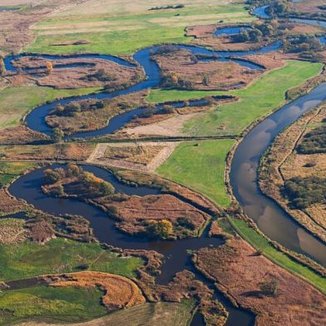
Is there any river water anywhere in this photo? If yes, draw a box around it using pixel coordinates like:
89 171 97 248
4 6 326 325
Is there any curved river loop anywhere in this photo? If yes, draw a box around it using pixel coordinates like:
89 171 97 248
4 5 326 326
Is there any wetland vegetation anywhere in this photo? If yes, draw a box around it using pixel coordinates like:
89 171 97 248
0 0 325 325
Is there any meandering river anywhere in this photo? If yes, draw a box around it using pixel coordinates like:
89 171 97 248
4 6 326 325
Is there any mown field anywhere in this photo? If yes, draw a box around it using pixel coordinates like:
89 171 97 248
27 0 253 55
0 238 143 281
0 86 100 129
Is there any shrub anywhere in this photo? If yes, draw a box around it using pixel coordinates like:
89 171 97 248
147 219 173 239
259 278 279 296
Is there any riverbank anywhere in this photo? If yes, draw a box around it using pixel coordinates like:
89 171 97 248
259 104 326 243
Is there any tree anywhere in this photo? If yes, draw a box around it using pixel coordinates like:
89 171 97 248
44 168 60 184
52 128 64 143
66 163 81 177
46 61 53 75
98 181 115 196
259 278 279 296
51 184 65 197
148 219 173 239
202 74 210 86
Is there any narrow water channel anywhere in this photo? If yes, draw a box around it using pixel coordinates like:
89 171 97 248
4 7 326 325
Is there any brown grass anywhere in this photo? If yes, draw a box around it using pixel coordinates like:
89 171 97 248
48 271 145 311
0 189 27 214
195 238 326 326
154 49 260 91
0 218 26 244
94 193 209 238
46 91 147 135
11 56 143 90
0 126 48 145
0 143 95 161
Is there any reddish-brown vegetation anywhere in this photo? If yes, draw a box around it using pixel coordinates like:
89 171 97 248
94 193 210 239
194 238 326 326
10 56 143 90
0 126 48 145
45 91 147 135
47 271 145 311
0 143 95 161
0 0 89 55
153 49 260 91
0 189 27 214
186 24 268 52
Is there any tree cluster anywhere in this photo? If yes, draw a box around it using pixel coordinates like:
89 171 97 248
297 122 326 154
232 21 278 43
283 35 323 55
52 100 105 117
283 176 326 209
43 164 115 198
146 219 173 239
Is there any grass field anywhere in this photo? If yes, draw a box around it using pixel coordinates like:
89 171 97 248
228 217 326 294
0 238 143 281
66 301 196 326
0 162 36 187
0 286 106 325
183 61 323 136
27 1 253 55
157 140 234 207
0 86 100 129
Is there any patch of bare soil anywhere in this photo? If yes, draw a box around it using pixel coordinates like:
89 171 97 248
194 237 326 326
0 125 48 145
0 143 95 161
47 271 145 311
88 142 177 173
9 56 143 90
259 105 326 242
94 193 210 239
154 49 260 91
121 112 201 138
